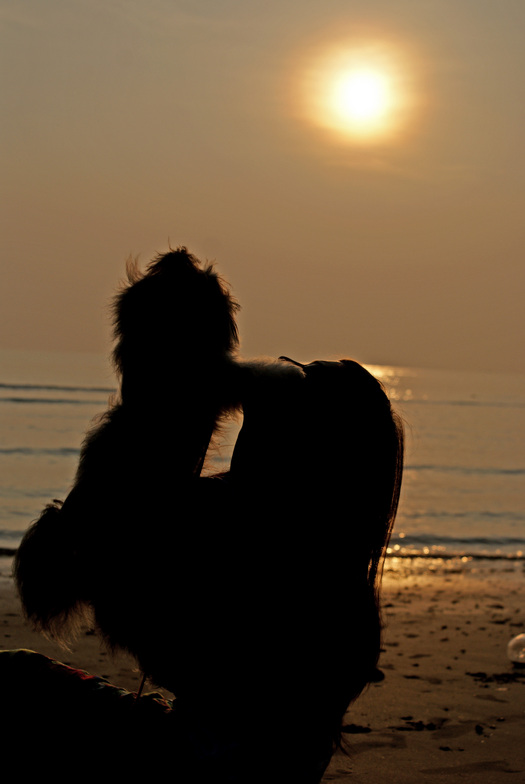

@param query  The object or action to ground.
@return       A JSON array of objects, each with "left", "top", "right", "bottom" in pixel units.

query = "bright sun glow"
[
  {"left": 332, "top": 69, "right": 392, "bottom": 124},
  {"left": 298, "top": 39, "right": 417, "bottom": 144}
]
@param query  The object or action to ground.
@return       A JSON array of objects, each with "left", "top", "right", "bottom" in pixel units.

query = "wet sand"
[
  {"left": 1, "top": 556, "right": 524, "bottom": 782},
  {"left": 324, "top": 560, "right": 525, "bottom": 783}
]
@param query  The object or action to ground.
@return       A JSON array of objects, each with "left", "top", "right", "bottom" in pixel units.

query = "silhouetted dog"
[{"left": 14, "top": 247, "right": 241, "bottom": 663}]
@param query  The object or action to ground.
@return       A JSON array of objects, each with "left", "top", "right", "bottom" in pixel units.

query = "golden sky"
[{"left": 2, "top": 0, "right": 525, "bottom": 372}]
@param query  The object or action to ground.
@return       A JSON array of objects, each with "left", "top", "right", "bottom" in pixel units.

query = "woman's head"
[
  {"left": 231, "top": 357, "right": 403, "bottom": 574},
  {"left": 298, "top": 358, "right": 404, "bottom": 585}
]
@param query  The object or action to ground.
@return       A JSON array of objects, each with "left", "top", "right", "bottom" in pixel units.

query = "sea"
[{"left": 1, "top": 348, "right": 524, "bottom": 571}]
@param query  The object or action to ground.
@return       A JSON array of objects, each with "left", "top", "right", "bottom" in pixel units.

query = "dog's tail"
[{"left": 13, "top": 501, "right": 89, "bottom": 643}]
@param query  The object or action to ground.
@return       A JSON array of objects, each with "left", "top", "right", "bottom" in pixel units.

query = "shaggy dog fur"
[{"left": 14, "top": 247, "right": 242, "bottom": 666}]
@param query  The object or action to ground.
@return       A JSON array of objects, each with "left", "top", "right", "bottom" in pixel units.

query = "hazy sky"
[{"left": 2, "top": 0, "right": 524, "bottom": 373}]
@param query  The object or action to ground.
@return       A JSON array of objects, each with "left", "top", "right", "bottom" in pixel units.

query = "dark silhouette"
[
  {"left": 15, "top": 246, "right": 240, "bottom": 648},
  {"left": 11, "top": 249, "right": 403, "bottom": 782},
  {"left": 225, "top": 356, "right": 404, "bottom": 779}
]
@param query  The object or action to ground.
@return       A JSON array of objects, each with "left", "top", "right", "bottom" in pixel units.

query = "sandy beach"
[
  {"left": 1, "top": 555, "right": 523, "bottom": 782},
  {"left": 325, "top": 560, "right": 525, "bottom": 783}
]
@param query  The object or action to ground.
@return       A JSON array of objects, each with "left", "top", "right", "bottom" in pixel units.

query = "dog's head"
[{"left": 112, "top": 247, "right": 239, "bottom": 394}]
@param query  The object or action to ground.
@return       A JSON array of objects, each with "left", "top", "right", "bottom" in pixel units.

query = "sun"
[
  {"left": 297, "top": 39, "right": 416, "bottom": 144},
  {"left": 331, "top": 69, "right": 392, "bottom": 127}
]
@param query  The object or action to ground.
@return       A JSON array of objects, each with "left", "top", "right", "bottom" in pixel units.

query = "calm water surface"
[{"left": 1, "top": 349, "right": 524, "bottom": 566}]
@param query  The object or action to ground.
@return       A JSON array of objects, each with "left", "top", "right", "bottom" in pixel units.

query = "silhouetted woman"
[
  {"left": 9, "top": 252, "right": 403, "bottom": 782},
  {"left": 219, "top": 356, "right": 404, "bottom": 781}
]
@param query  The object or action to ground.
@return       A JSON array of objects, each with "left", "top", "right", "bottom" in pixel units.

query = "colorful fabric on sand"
[{"left": 0, "top": 647, "right": 173, "bottom": 714}]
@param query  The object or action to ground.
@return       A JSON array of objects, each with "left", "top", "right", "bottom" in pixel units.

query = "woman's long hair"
[{"left": 227, "top": 357, "right": 404, "bottom": 751}]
